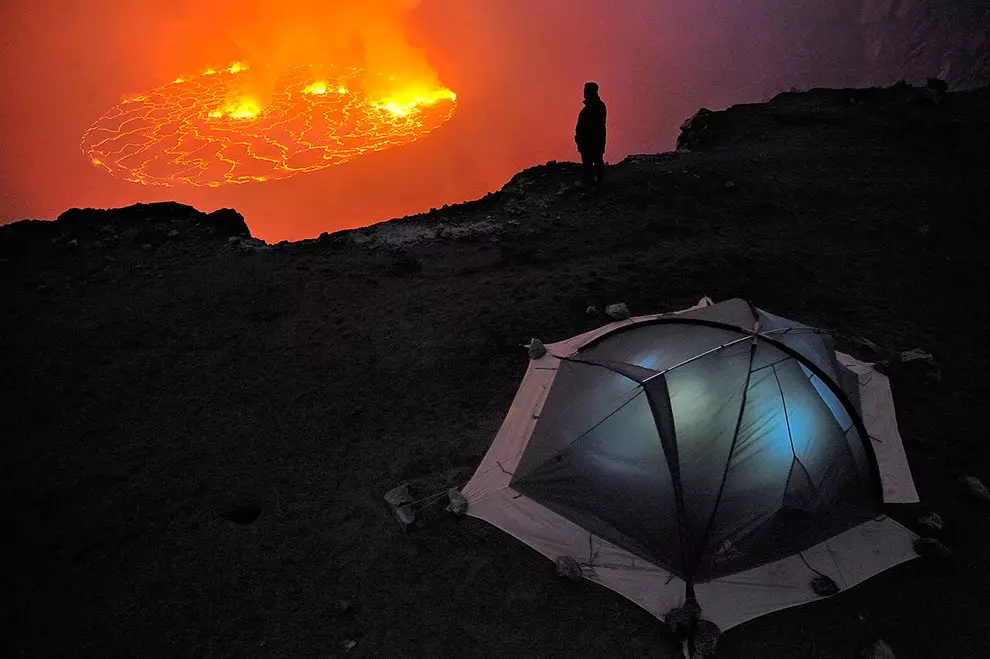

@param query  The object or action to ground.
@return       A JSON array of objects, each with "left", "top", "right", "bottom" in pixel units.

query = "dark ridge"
[
  {"left": 2, "top": 82, "right": 989, "bottom": 658},
  {"left": 1, "top": 202, "right": 249, "bottom": 250}
]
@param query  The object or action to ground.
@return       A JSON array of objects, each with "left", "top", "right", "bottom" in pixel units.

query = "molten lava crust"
[{"left": 81, "top": 62, "right": 456, "bottom": 187}]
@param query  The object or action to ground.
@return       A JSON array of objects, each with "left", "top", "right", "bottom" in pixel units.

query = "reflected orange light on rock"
[
  {"left": 3, "top": 0, "right": 731, "bottom": 242},
  {"left": 80, "top": 64, "right": 457, "bottom": 187}
]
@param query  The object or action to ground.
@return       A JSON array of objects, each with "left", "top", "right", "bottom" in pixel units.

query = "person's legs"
[
  {"left": 580, "top": 151, "right": 594, "bottom": 185},
  {"left": 594, "top": 154, "right": 605, "bottom": 185}
]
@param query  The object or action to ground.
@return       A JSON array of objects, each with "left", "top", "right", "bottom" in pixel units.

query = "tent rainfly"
[{"left": 461, "top": 298, "right": 919, "bottom": 632}]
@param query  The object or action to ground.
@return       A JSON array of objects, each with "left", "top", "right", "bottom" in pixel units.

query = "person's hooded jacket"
[{"left": 575, "top": 93, "right": 607, "bottom": 155}]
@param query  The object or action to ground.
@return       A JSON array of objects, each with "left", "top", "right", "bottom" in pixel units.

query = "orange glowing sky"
[{"left": 1, "top": 1, "right": 880, "bottom": 241}]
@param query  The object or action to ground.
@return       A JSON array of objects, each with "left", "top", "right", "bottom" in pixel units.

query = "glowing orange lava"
[{"left": 81, "top": 64, "right": 457, "bottom": 187}]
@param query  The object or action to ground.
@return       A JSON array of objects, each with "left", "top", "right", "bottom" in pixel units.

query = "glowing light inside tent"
[{"left": 809, "top": 374, "right": 854, "bottom": 432}]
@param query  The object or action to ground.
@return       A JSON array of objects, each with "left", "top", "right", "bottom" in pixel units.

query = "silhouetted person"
[{"left": 575, "top": 82, "right": 607, "bottom": 186}]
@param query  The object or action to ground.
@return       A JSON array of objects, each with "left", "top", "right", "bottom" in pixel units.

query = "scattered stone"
[
  {"left": 238, "top": 238, "right": 272, "bottom": 253},
  {"left": 916, "top": 512, "right": 944, "bottom": 534},
  {"left": 960, "top": 476, "right": 990, "bottom": 503},
  {"left": 228, "top": 236, "right": 242, "bottom": 244},
  {"left": 526, "top": 338, "right": 547, "bottom": 360},
  {"left": 811, "top": 575, "right": 840, "bottom": 596},
  {"left": 693, "top": 620, "right": 721, "bottom": 658},
  {"left": 913, "top": 537, "right": 952, "bottom": 558},
  {"left": 664, "top": 602, "right": 702, "bottom": 640},
  {"left": 873, "top": 360, "right": 892, "bottom": 375},
  {"left": 852, "top": 335, "right": 883, "bottom": 354},
  {"left": 897, "top": 348, "right": 934, "bottom": 362},
  {"left": 167, "top": 229, "right": 180, "bottom": 238},
  {"left": 724, "top": 180, "right": 736, "bottom": 189},
  {"left": 860, "top": 639, "right": 896, "bottom": 659},
  {"left": 342, "top": 639, "right": 357, "bottom": 652},
  {"left": 384, "top": 483, "right": 416, "bottom": 529},
  {"left": 664, "top": 606, "right": 693, "bottom": 637},
  {"left": 67, "top": 239, "right": 79, "bottom": 248},
  {"left": 333, "top": 599, "right": 354, "bottom": 616},
  {"left": 555, "top": 556, "right": 583, "bottom": 581},
  {"left": 141, "top": 244, "right": 154, "bottom": 252},
  {"left": 585, "top": 305, "right": 599, "bottom": 316},
  {"left": 895, "top": 348, "right": 941, "bottom": 381},
  {"left": 446, "top": 489, "right": 468, "bottom": 515},
  {"left": 605, "top": 303, "right": 630, "bottom": 320}
]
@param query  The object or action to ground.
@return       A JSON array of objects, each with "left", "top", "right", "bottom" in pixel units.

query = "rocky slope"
[
  {"left": 744, "top": 1, "right": 989, "bottom": 92},
  {"left": 2, "top": 83, "right": 989, "bottom": 658},
  {"left": 858, "top": 0, "right": 990, "bottom": 88}
]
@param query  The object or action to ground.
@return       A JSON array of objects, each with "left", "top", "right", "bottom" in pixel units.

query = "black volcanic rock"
[
  {"left": 713, "top": 2, "right": 988, "bottom": 99},
  {"left": 2, "top": 84, "right": 989, "bottom": 658},
  {"left": 856, "top": 0, "right": 990, "bottom": 89},
  {"left": 0, "top": 202, "right": 250, "bottom": 252},
  {"left": 205, "top": 207, "right": 251, "bottom": 238}
]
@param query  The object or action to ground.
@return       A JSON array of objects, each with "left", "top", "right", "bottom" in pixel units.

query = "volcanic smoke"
[{"left": 79, "top": 0, "right": 456, "bottom": 187}]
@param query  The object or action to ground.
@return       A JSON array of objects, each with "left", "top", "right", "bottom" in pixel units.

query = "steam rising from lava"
[{"left": 80, "top": 0, "right": 457, "bottom": 186}]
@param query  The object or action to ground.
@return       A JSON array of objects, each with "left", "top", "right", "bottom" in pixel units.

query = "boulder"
[
  {"left": 960, "top": 476, "right": 990, "bottom": 503},
  {"left": 860, "top": 639, "right": 896, "bottom": 659},
  {"left": 206, "top": 208, "right": 250, "bottom": 237},
  {"left": 693, "top": 620, "right": 721, "bottom": 658},
  {"left": 238, "top": 238, "right": 272, "bottom": 253},
  {"left": 605, "top": 303, "right": 630, "bottom": 320},
  {"left": 896, "top": 348, "right": 941, "bottom": 381},
  {"left": 914, "top": 537, "right": 952, "bottom": 558},
  {"left": 555, "top": 556, "right": 583, "bottom": 580},
  {"left": 916, "top": 512, "right": 944, "bottom": 534},
  {"left": 446, "top": 489, "right": 468, "bottom": 515},
  {"left": 811, "top": 575, "right": 840, "bottom": 596},
  {"left": 526, "top": 338, "right": 547, "bottom": 360}
]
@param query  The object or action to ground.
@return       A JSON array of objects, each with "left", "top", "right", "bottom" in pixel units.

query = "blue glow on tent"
[
  {"left": 765, "top": 405, "right": 797, "bottom": 461},
  {"left": 783, "top": 393, "right": 817, "bottom": 458},
  {"left": 810, "top": 374, "right": 854, "bottom": 432}
]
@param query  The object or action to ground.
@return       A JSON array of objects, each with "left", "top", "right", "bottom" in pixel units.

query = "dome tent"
[{"left": 461, "top": 298, "right": 918, "bottom": 631}]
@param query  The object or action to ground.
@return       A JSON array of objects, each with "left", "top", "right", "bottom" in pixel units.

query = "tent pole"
[{"left": 684, "top": 581, "right": 700, "bottom": 659}]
